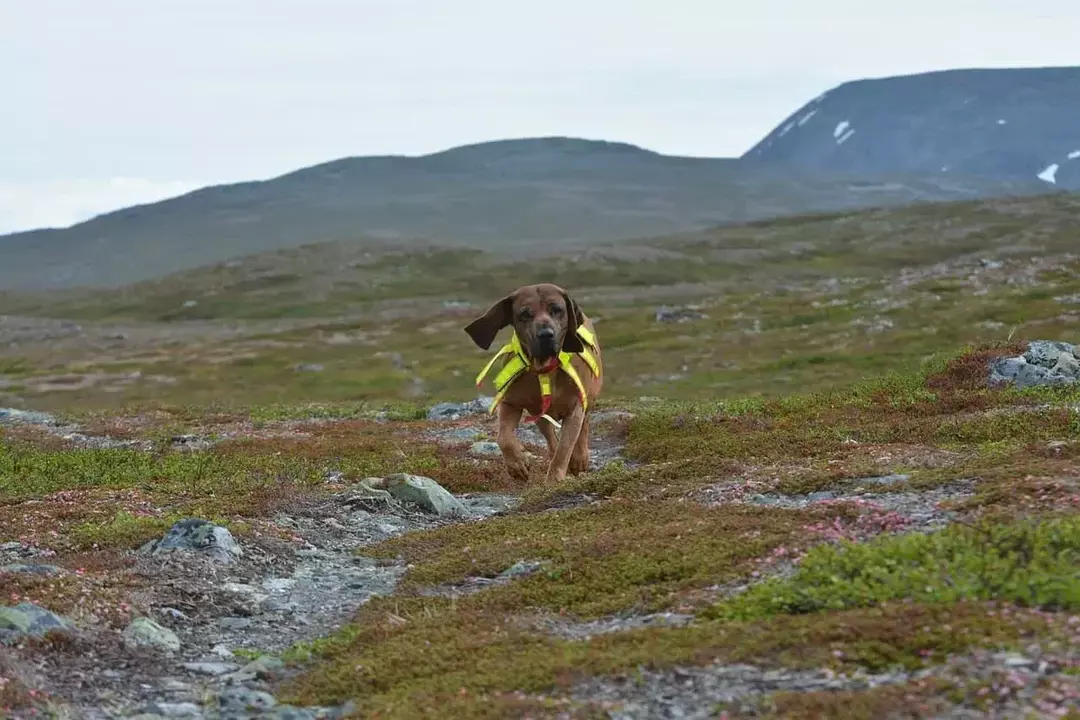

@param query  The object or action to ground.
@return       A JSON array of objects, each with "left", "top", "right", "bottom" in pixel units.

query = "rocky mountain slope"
[
  {"left": 0, "top": 137, "right": 1054, "bottom": 291},
  {"left": 744, "top": 65, "right": 1080, "bottom": 190}
]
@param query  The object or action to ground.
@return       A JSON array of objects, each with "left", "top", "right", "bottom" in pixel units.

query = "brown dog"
[{"left": 465, "top": 283, "right": 603, "bottom": 484}]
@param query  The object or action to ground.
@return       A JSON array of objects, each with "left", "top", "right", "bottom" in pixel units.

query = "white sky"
[{"left": 3, "top": 0, "right": 1080, "bottom": 234}]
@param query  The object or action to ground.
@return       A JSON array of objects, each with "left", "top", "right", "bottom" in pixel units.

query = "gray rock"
[
  {"left": 149, "top": 702, "right": 204, "bottom": 718},
  {"left": 655, "top": 306, "right": 707, "bottom": 323},
  {"left": 384, "top": 474, "right": 469, "bottom": 517},
  {"left": 181, "top": 661, "right": 239, "bottom": 676},
  {"left": 211, "top": 643, "right": 235, "bottom": 659},
  {"left": 855, "top": 474, "right": 911, "bottom": 487},
  {"left": 219, "top": 686, "right": 277, "bottom": 712},
  {"left": 0, "top": 563, "right": 64, "bottom": 576},
  {"left": 1054, "top": 351, "right": 1080, "bottom": 378},
  {"left": 225, "top": 655, "right": 286, "bottom": 684},
  {"left": 0, "top": 408, "right": 57, "bottom": 426},
  {"left": 338, "top": 479, "right": 396, "bottom": 511},
  {"left": 499, "top": 560, "right": 548, "bottom": 579},
  {"left": 1024, "top": 340, "right": 1077, "bottom": 368},
  {"left": 123, "top": 617, "right": 182, "bottom": 652},
  {"left": 468, "top": 441, "right": 502, "bottom": 458},
  {"left": 426, "top": 397, "right": 492, "bottom": 421},
  {"left": 263, "top": 578, "right": 296, "bottom": 594},
  {"left": 432, "top": 426, "right": 487, "bottom": 443},
  {"left": 570, "top": 662, "right": 911, "bottom": 719},
  {"left": 988, "top": 353, "right": 1075, "bottom": 389},
  {"left": 0, "top": 601, "right": 75, "bottom": 638},
  {"left": 293, "top": 363, "right": 325, "bottom": 373},
  {"left": 461, "top": 493, "right": 520, "bottom": 517},
  {"left": 143, "top": 518, "right": 243, "bottom": 564}
]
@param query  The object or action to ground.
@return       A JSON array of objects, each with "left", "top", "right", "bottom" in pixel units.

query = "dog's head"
[{"left": 464, "top": 283, "right": 585, "bottom": 365}]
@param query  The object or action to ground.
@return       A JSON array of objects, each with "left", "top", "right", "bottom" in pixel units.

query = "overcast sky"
[{"left": 4, "top": 0, "right": 1080, "bottom": 234}]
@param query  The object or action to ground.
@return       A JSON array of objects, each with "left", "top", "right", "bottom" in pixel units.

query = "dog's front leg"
[
  {"left": 544, "top": 403, "right": 584, "bottom": 484},
  {"left": 537, "top": 420, "right": 559, "bottom": 458},
  {"left": 496, "top": 404, "right": 530, "bottom": 483},
  {"left": 568, "top": 415, "right": 590, "bottom": 475}
]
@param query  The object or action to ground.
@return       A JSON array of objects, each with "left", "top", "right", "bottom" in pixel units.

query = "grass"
[
  {"left": 707, "top": 516, "right": 1080, "bottom": 621},
  {"left": 275, "top": 597, "right": 1061, "bottom": 718},
  {"left": 363, "top": 499, "right": 841, "bottom": 618}
]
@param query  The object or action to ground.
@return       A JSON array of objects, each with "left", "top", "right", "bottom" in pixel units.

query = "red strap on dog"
[{"left": 524, "top": 393, "right": 553, "bottom": 424}]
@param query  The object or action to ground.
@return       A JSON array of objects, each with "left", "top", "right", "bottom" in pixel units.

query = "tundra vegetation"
[{"left": 1, "top": 194, "right": 1080, "bottom": 718}]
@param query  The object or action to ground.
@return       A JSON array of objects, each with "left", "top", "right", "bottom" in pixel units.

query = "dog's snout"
[{"left": 537, "top": 326, "right": 555, "bottom": 340}]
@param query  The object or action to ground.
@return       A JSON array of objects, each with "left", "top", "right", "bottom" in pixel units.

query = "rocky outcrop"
[{"left": 989, "top": 340, "right": 1080, "bottom": 389}]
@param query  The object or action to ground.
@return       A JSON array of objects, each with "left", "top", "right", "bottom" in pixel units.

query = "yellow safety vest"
[{"left": 475, "top": 326, "right": 600, "bottom": 424}]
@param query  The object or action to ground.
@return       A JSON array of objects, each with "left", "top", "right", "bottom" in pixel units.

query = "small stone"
[
  {"left": 225, "top": 655, "right": 286, "bottom": 684},
  {"left": 181, "top": 661, "right": 239, "bottom": 676},
  {"left": 263, "top": 577, "right": 297, "bottom": 593},
  {"left": 216, "top": 617, "right": 253, "bottom": 630},
  {"left": 150, "top": 702, "right": 203, "bottom": 717},
  {"left": 857, "top": 474, "right": 911, "bottom": 487},
  {"left": 655, "top": 306, "right": 707, "bottom": 324},
  {"left": 145, "top": 518, "right": 243, "bottom": 564},
  {"left": 0, "top": 601, "right": 75, "bottom": 638},
  {"left": 468, "top": 441, "right": 502, "bottom": 459},
  {"left": 0, "top": 563, "right": 64, "bottom": 576},
  {"left": 426, "top": 397, "right": 492, "bottom": 421},
  {"left": 0, "top": 408, "right": 57, "bottom": 426},
  {"left": 384, "top": 474, "right": 469, "bottom": 517},
  {"left": 211, "top": 643, "right": 235, "bottom": 659},
  {"left": 293, "top": 363, "right": 325, "bottom": 373},
  {"left": 219, "top": 687, "right": 277, "bottom": 712},
  {"left": 498, "top": 560, "right": 548, "bottom": 579},
  {"left": 1003, "top": 654, "right": 1034, "bottom": 668},
  {"left": 123, "top": 617, "right": 182, "bottom": 652},
  {"left": 340, "top": 479, "right": 395, "bottom": 510}
]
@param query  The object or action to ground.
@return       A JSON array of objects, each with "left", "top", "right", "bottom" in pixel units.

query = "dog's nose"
[{"left": 537, "top": 327, "right": 555, "bottom": 340}]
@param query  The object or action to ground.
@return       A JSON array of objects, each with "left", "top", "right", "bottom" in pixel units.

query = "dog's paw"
[
  {"left": 543, "top": 465, "right": 568, "bottom": 485},
  {"left": 568, "top": 452, "right": 590, "bottom": 475},
  {"left": 506, "top": 459, "right": 530, "bottom": 484}
]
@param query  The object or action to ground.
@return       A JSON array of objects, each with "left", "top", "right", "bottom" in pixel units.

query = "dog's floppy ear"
[
  {"left": 464, "top": 295, "right": 514, "bottom": 350},
  {"left": 560, "top": 289, "right": 586, "bottom": 353}
]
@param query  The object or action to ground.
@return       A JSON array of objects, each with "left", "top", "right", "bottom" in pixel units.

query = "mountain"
[
  {"left": 742, "top": 66, "right": 1080, "bottom": 189},
  {"left": 0, "top": 137, "right": 1053, "bottom": 291}
]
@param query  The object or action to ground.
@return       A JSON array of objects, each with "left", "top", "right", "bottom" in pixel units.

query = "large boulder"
[
  {"left": 384, "top": 474, "right": 469, "bottom": 517},
  {"left": 0, "top": 602, "right": 75, "bottom": 640},
  {"left": 989, "top": 340, "right": 1080, "bottom": 389},
  {"left": 140, "top": 518, "right": 243, "bottom": 565}
]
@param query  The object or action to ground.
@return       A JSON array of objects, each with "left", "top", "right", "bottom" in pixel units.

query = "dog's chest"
[{"left": 504, "top": 370, "right": 579, "bottom": 418}]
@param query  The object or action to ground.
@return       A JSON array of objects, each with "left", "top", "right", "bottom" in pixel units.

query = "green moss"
[
  {"left": 278, "top": 598, "right": 1053, "bottom": 718},
  {"left": 706, "top": 516, "right": 1080, "bottom": 622},
  {"left": 364, "top": 500, "right": 829, "bottom": 618},
  {"left": 67, "top": 510, "right": 183, "bottom": 550}
]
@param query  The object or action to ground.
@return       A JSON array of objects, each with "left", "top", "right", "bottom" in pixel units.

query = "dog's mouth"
[{"left": 529, "top": 336, "right": 559, "bottom": 365}]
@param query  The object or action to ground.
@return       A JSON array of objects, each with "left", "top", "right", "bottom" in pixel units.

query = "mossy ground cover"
[
  {"left": 3, "top": 340, "right": 1080, "bottom": 717},
  {"left": 244, "top": 346, "right": 1080, "bottom": 718}
]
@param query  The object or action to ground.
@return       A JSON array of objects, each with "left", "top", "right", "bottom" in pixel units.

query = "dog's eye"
[
  {"left": 518, "top": 308, "right": 533, "bottom": 321},
  {"left": 550, "top": 304, "right": 563, "bottom": 316}
]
